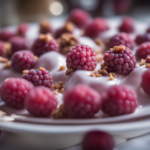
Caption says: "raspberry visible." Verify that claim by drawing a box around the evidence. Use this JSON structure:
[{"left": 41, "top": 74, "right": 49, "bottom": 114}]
[
  {"left": 136, "top": 42, "right": 150, "bottom": 59},
  {"left": 102, "top": 85, "right": 138, "bottom": 116},
  {"left": 0, "top": 29, "right": 16, "bottom": 41},
  {"left": 67, "top": 9, "right": 91, "bottom": 28},
  {"left": 0, "top": 78, "right": 33, "bottom": 109},
  {"left": 84, "top": 18, "right": 109, "bottom": 38},
  {"left": 103, "top": 45, "right": 136, "bottom": 75},
  {"left": 108, "top": 32, "right": 134, "bottom": 50},
  {"left": 66, "top": 45, "right": 97, "bottom": 71},
  {"left": 25, "top": 86, "right": 58, "bottom": 117},
  {"left": 11, "top": 50, "right": 38, "bottom": 72},
  {"left": 0, "top": 41, "right": 7, "bottom": 57},
  {"left": 8, "top": 36, "right": 30, "bottom": 53},
  {"left": 82, "top": 130, "right": 114, "bottom": 150},
  {"left": 63, "top": 84, "right": 102, "bottom": 118},
  {"left": 146, "top": 26, "right": 150, "bottom": 33},
  {"left": 141, "top": 69, "right": 150, "bottom": 95},
  {"left": 22, "top": 67, "right": 53, "bottom": 88},
  {"left": 32, "top": 34, "right": 59, "bottom": 57},
  {"left": 17, "top": 23, "right": 28, "bottom": 37},
  {"left": 135, "top": 34, "right": 150, "bottom": 45},
  {"left": 39, "top": 20, "right": 52, "bottom": 34},
  {"left": 146, "top": 55, "right": 150, "bottom": 63},
  {"left": 119, "top": 17, "right": 134, "bottom": 33}
]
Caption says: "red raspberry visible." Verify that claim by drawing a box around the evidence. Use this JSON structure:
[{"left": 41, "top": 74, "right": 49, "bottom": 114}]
[
  {"left": 11, "top": 50, "right": 38, "bottom": 72},
  {"left": 25, "top": 86, "right": 58, "bottom": 117},
  {"left": 119, "top": 17, "right": 134, "bottom": 33},
  {"left": 32, "top": 34, "right": 59, "bottom": 57},
  {"left": 108, "top": 32, "right": 134, "bottom": 50},
  {"left": 39, "top": 20, "right": 52, "bottom": 34},
  {"left": 66, "top": 45, "right": 97, "bottom": 71},
  {"left": 0, "top": 78, "right": 33, "bottom": 109},
  {"left": 146, "top": 26, "right": 150, "bottom": 33},
  {"left": 141, "top": 69, "right": 150, "bottom": 95},
  {"left": 0, "top": 29, "right": 16, "bottom": 41},
  {"left": 8, "top": 36, "right": 30, "bottom": 53},
  {"left": 135, "top": 34, "right": 150, "bottom": 45},
  {"left": 84, "top": 18, "right": 109, "bottom": 38},
  {"left": 146, "top": 55, "right": 150, "bottom": 63},
  {"left": 0, "top": 41, "right": 7, "bottom": 57},
  {"left": 82, "top": 130, "right": 114, "bottom": 150},
  {"left": 136, "top": 42, "right": 150, "bottom": 59},
  {"left": 103, "top": 45, "right": 136, "bottom": 75},
  {"left": 22, "top": 67, "right": 53, "bottom": 88},
  {"left": 17, "top": 23, "right": 28, "bottom": 37},
  {"left": 102, "top": 85, "right": 138, "bottom": 116},
  {"left": 63, "top": 84, "right": 102, "bottom": 118},
  {"left": 67, "top": 9, "right": 91, "bottom": 28}
]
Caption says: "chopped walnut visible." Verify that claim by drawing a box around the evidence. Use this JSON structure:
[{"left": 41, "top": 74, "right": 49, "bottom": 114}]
[
  {"left": 0, "top": 57, "right": 8, "bottom": 63},
  {"left": 109, "top": 73, "right": 114, "bottom": 80},
  {"left": 139, "top": 59, "right": 146, "bottom": 66},
  {"left": 23, "top": 70, "right": 29, "bottom": 74},
  {"left": 39, "top": 33, "right": 53, "bottom": 43},
  {"left": 39, "top": 67, "right": 46, "bottom": 71},
  {"left": 110, "top": 72, "right": 117, "bottom": 78},
  {"left": 65, "top": 68, "right": 74, "bottom": 75},
  {"left": 96, "top": 53, "right": 103, "bottom": 62},
  {"left": 0, "top": 110, "right": 6, "bottom": 117},
  {"left": 57, "top": 33, "right": 79, "bottom": 54},
  {"left": 90, "top": 73, "right": 95, "bottom": 77},
  {"left": 3, "top": 61, "right": 11, "bottom": 69},
  {"left": 3, "top": 42, "right": 12, "bottom": 56},
  {"left": 51, "top": 81, "right": 65, "bottom": 93},
  {"left": 146, "top": 63, "right": 150, "bottom": 68},
  {"left": 52, "top": 104, "right": 68, "bottom": 119},
  {"left": 39, "top": 20, "right": 51, "bottom": 33},
  {"left": 100, "top": 62, "right": 108, "bottom": 70},
  {"left": 98, "top": 69, "right": 108, "bottom": 75},
  {"left": 95, "top": 73, "right": 102, "bottom": 77},
  {"left": 59, "top": 66, "right": 66, "bottom": 71},
  {"left": 110, "top": 45, "right": 125, "bottom": 53},
  {"left": 63, "top": 22, "right": 75, "bottom": 33},
  {"left": 94, "top": 38, "right": 105, "bottom": 47}
]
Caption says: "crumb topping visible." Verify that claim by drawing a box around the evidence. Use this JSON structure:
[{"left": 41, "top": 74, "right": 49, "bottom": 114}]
[
  {"left": 0, "top": 110, "right": 6, "bottom": 117},
  {"left": 90, "top": 73, "right": 95, "bottom": 77},
  {"left": 95, "top": 73, "right": 102, "bottom": 77},
  {"left": 0, "top": 57, "right": 8, "bottom": 63},
  {"left": 140, "top": 59, "right": 146, "bottom": 66},
  {"left": 40, "top": 20, "right": 50, "bottom": 29},
  {"left": 51, "top": 81, "right": 65, "bottom": 93},
  {"left": 52, "top": 104, "right": 68, "bottom": 119},
  {"left": 3, "top": 61, "right": 11, "bottom": 69},
  {"left": 63, "top": 22, "right": 75, "bottom": 33},
  {"left": 59, "top": 66, "right": 66, "bottom": 71},
  {"left": 39, "top": 67, "right": 46, "bottom": 71},
  {"left": 23, "top": 70, "right": 29, "bottom": 74},
  {"left": 109, "top": 73, "right": 114, "bottom": 80},
  {"left": 3, "top": 42, "right": 12, "bottom": 56},
  {"left": 110, "top": 45, "right": 125, "bottom": 53},
  {"left": 39, "top": 33, "right": 53, "bottom": 43},
  {"left": 65, "top": 68, "right": 74, "bottom": 75},
  {"left": 98, "top": 69, "right": 108, "bottom": 75}
]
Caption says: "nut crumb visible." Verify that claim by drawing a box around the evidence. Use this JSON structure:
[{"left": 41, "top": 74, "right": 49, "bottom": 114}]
[
  {"left": 0, "top": 110, "right": 6, "bottom": 117},
  {"left": 63, "top": 22, "right": 75, "bottom": 33},
  {"left": 109, "top": 73, "right": 114, "bottom": 80},
  {"left": 3, "top": 42, "right": 12, "bottom": 56},
  {"left": 0, "top": 57, "right": 8, "bottom": 63},
  {"left": 3, "top": 61, "right": 11, "bottom": 69},
  {"left": 65, "top": 68, "right": 74, "bottom": 75},
  {"left": 110, "top": 72, "right": 117, "bottom": 78},
  {"left": 146, "top": 63, "right": 150, "bottom": 68},
  {"left": 140, "top": 59, "right": 146, "bottom": 66},
  {"left": 23, "top": 70, "right": 29, "bottom": 74},
  {"left": 39, "top": 67, "right": 46, "bottom": 71},
  {"left": 52, "top": 104, "right": 68, "bottom": 119},
  {"left": 110, "top": 45, "right": 125, "bottom": 52},
  {"left": 90, "top": 73, "right": 95, "bottom": 77},
  {"left": 39, "top": 33, "right": 53, "bottom": 43},
  {"left": 95, "top": 73, "right": 102, "bottom": 77},
  {"left": 51, "top": 81, "right": 65, "bottom": 93},
  {"left": 59, "top": 66, "right": 66, "bottom": 71},
  {"left": 98, "top": 69, "right": 108, "bottom": 75}
]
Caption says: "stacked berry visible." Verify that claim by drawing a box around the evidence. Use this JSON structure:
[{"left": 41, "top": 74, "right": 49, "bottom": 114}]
[
  {"left": 66, "top": 44, "right": 97, "bottom": 71},
  {"left": 102, "top": 85, "right": 138, "bottom": 116},
  {"left": 103, "top": 45, "right": 136, "bottom": 75},
  {"left": 17, "top": 23, "right": 28, "bottom": 37},
  {"left": 11, "top": 50, "right": 38, "bottom": 72},
  {"left": 108, "top": 32, "right": 134, "bottom": 50},
  {"left": 22, "top": 67, "right": 53, "bottom": 88},
  {"left": 135, "top": 34, "right": 150, "bottom": 45},
  {"left": 0, "top": 78, "right": 33, "bottom": 109},
  {"left": 63, "top": 84, "right": 102, "bottom": 118},
  {"left": 0, "top": 29, "right": 16, "bottom": 41},
  {"left": 32, "top": 34, "right": 59, "bottom": 57}
]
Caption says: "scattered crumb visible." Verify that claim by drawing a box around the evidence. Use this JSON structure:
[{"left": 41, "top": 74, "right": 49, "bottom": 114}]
[
  {"left": 100, "top": 62, "right": 108, "bottom": 70},
  {"left": 146, "top": 63, "right": 150, "bottom": 68},
  {"left": 139, "top": 59, "right": 146, "bottom": 66},
  {"left": 90, "top": 73, "right": 95, "bottom": 77},
  {"left": 0, "top": 110, "right": 6, "bottom": 117},
  {"left": 98, "top": 69, "right": 108, "bottom": 75},
  {"left": 54, "top": 90, "right": 58, "bottom": 95},
  {"left": 39, "top": 33, "right": 53, "bottom": 43},
  {"left": 33, "top": 56, "right": 38, "bottom": 61},
  {"left": 109, "top": 73, "right": 114, "bottom": 80},
  {"left": 110, "top": 45, "right": 125, "bottom": 52},
  {"left": 65, "top": 68, "right": 74, "bottom": 75},
  {"left": 51, "top": 81, "right": 65, "bottom": 93},
  {"left": 59, "top": 66, "right": 66, "bottom": 71},
  {"left": 63, "top": 22, "right": 75, "bottom": 33},
  {"left": 52, "top": 104, "right": 68, "bottom": 119},
  {"left": 39, "top": 67, "right": 46, "bottom": 71},
  {"left": 110, "top": 72, "right": 117, "bottom": 78},
  {"left": 23, "top": 70, "right": 29, "bottom": 74},
  {"left": 3, "top": 61, "right": 11, "bottom": 69},
  {"left": 96, "top": 53, "right": 103, "bottom": 62},
  {"left": 0, "top": 57, "right": 8, "bottom": 63},
  {"left": 95, "top": 73, "right": 102, "bottom": 77}
]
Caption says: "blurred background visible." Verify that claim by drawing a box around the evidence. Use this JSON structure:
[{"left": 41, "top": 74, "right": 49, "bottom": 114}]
[{"left": 0, "top": 0, "right": 150, "bottom": 27}]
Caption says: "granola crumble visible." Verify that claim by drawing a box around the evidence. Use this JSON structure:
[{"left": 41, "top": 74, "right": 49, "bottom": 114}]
[{"left": 59, "top": 66, "right": 66, "bottom": 71}]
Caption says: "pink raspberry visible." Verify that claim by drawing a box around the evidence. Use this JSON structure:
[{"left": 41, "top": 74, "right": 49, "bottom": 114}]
[
  {"left": 11, "top": 50, "right": 38, "bottom": 72},
  {"left": 84, "top": 18, "right": 109, "bottom": 38},
  {"left": 66, "top": 44, "right": 97, "bottom": 71},
  {"left": 8, "top": 36, "right": 30, "bottom": 53},
  {"left": 0, "top": 29, "right": 16, "bottom": 41},
  {"left": 146, "top": 55, "right": 150, "bottom": 63},
  {"left": 146, "top": 26, "right": 150, "bottom": 33},
  {"left": 135, "top": 34, "right": 150, "bottom": 45},
  {"left": 22, "top": 67, "right": 53, "bottom": 88},
  {"left": 32, "top": 34, "right": 59, "bottom": 57},
  {"left": 0, "top": 41, "right": 7, "bottom": 57},
  {"left": 82, "top": 130, "right": 114, "bottom": 150},
  {"left": 25, "top": 86, "right": 58, "bottom": 117},
  {"left": 102, "top": 85, "right": 138, "bottom": 116},
  {"left": 108, "top": 32, "right": 134, "bottom": 50},
  {"left": 17, "top": 23, "right": 28, "bottom": 37},
  {"left": 119, "top": 17, "right": 134, "bottom": 33},
  {"left": 103, "top": 45, "right": 136, "bottom": 75},
  {"left": 141, "top": 69, "right": 150, "bottom": 95},
  {"left": 63, "top": 84, "right": 102, "bottom": 118},
  {"left": 136, "top": 42, "right": 150, "bottom": 59},
  {"left": 0, "top": 78, "right": 33, "bottom": 109},
  {"left": 67, "top": 9, "right": 91, "bottom": 28}
]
